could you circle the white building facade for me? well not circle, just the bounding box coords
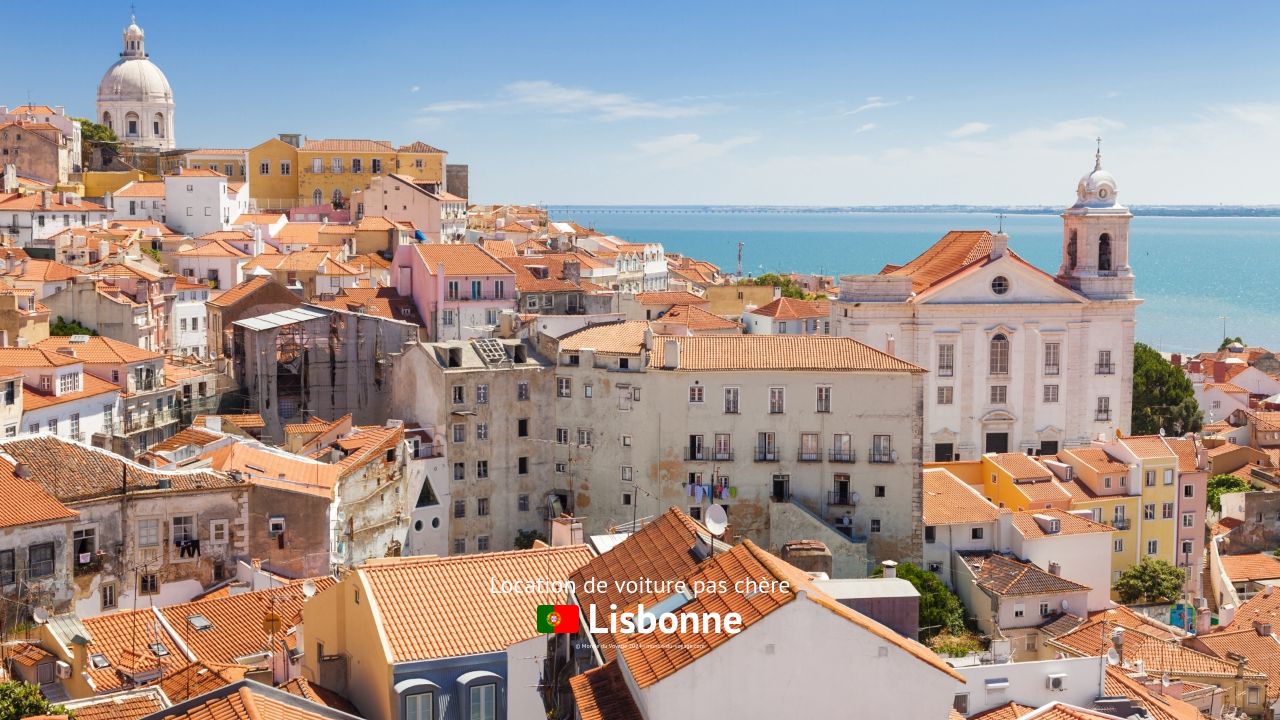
[96,15,176,150]
[832,152,1139,461]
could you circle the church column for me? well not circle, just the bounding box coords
[1020,322,1040,451]
[1065,321,1089,447]
[959,321,978,458]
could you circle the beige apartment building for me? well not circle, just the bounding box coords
[538,323,926,571]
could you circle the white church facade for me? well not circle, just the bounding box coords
[832,150,1139,461]
[96,15,175,150]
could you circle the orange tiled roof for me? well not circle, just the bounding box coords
[1163,437,1203,472]
[748,296,829,320]
[202,441,341,498]
[479,238,517,257]
[1225,587,1280,631]
[21,372,120,411]
[1117,435,1178,460]
[1058,447,1132,474]
[1220,553,1280,583]
[1054,617,1263,679]
[558,320,649,355]
[970,702,1035,720]
[169,167,225,178]
[79,607,186,692]
[7,641,53,666]
[114,180,166,198]
[569,662,643,720]
[233,212,284,226]
[649,335,924,373]
[359,545,594,662]
[301,138,394,153]
[881,230,994,292]
[3,258,84,282]
[0,194,107,211]
[658,304,739,331]
[923,467,1003,525]
[65,690,168,720]
[397,141,446,154]
[1013,479,1075,504]
[158,580,335,665]
[206,276,273,308]
[192,413,267,430]
[1195,628,1280,699]
[142,680,347,719]
[1101,667,1205,720]
[634,290,706,306]
[963,552,1091,597]
[150,427,223,454]
[989,452,1053,480]
[307,287,418,322]
[156,660,251,703]
[178,239,248,258]
[1009,508,1113,539]
[412,243,514,276]
[35,335,162,364]
[277,677,360,714]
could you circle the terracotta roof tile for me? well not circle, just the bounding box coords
[1054,616,1261,679]
[114,181,166,198]
[21,373,120,411]
[36,335,162,364]
[635,290,706,306]
[747,296,829,320]
[3,259,84,282]
[881,230,994,292]
[1118,435,1178,460]
[1058,447,1132,474]
[307,287,420,324]
[65,689,168,720]
[359,545,594,663]
[923,468,1003,526]
[192,414,266,430]
[1009,508,1113,539]
[1225,587,1280,631]
[301,138,394,153]
[149,427,224,454]
[649,335,924,373]
[178,239,248,258]
[657,304,739,331]
[569,662,643,720]
[277,677,360,715]
[1220,553,1280,583]
[970,702,1035,720]
[1101,667,1205,720]
[156,660,252,703]
[202,441,341,498]
[558,320,649,355]
[963,552,1091,596]
[1195,628,1280,699]
[206,277,274,308]
[989,452,1054,480]
[143,680,352,719]
[412,243,513,276]
[7,641,53,666]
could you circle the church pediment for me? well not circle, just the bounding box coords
[914,253,1087,305]
[980,410,1017,423]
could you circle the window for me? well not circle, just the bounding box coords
[578,429,593,446]
[476,384,488,403]
[517,418,528,437]
[871,435,892,463]
[1181,540,1194,556]
[452,385,465,404]
[1114,539,1124,552]
[938,344,955,377]
[405,692,434,720]
[259,161,270,175]
[816,385,832,413]
[970,527,984,540]
[1147,539,1158,556]
[870,518,881,533]
[172,516,195,543]
[585,384,594,398]
[1163,469,1174,486]
[1162,502,1174,519]
[724,387,739,413]
[621,466,633,482]
[29,543,53,578]
[1145,471,1155,487]
[953,695,970,716]
[442,309,455,326]
[351,158,363,173]
[454,500,466,518]
[622,491,633,506]
[1044,342,1060,375]
[453,463,465,481]
[924,526,936,544]
[556,428,569,445]
[1098,234,1113,272]
[1043,384,1059,403]
[138,518,160,547]
[1097,349,1114,374]
[937,386,953,405]
[989,334,1010,374]
[1096,396,1111,421]
[990,385,1007,404]
[101,582,117,609]
[990,275,1010,295]
[73,527,96,565]
[70,413,80,437]
[1014,605,1025,618]
[622,435,632,447]
[799,433,819,461]
[1026,634,1037,652]
[470,684,496,720]
[689,385,704,403]
[210,520,229,545]
[768,387,785,414]
[477,498,490,516]
[453,538,466,554]
[0,550,12,585]
[476,461,488,479]
[59,372,80,394]
[1143,504,1155,520]
[452,424,466,443]
[476,423,488,441]
[1183,484,1194,498]
[1104,476,1112,489]
[1182,512,1195,528]
[372,158,382,174]
[557,377,572,397]
[517,382,529,400]
[518,457,529,474]
[1039,602,1051,617]
[555,462,567,473]
[280,161,291,175]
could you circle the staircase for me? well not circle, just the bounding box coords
[768,497,869,578]
[40,682,69,704]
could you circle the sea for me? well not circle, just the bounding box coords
[545,208,1280,355]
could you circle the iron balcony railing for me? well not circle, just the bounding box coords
[1110,518,1131,530]
[1096,411,1113,421]
[686,447,707,461]
[869,450,894,464]
[712,449,734,461]
[828,491,857,506]
[1096,363,1116,375]
[829,449,856,463]
[755,447,780,462]
[798,449,822,462]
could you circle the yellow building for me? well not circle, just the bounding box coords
[245,136,300,210]
[1050,447,1141,583]
[181,148,248,182]
[394,141,447,185]
[297,138,397,209]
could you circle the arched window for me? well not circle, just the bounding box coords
[332,188,344,208]
[125,112,139,137]
[1067,230,1077,270]
[1098,233,1112,271]
[312,188,323,205]
[102,111,112,131]
[990,333,1010,375]
[153,113,164,138]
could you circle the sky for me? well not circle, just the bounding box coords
[5,1,1280,206]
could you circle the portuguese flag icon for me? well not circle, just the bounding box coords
[537,604,580,634]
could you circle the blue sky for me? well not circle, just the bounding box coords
[6,1,1279,205]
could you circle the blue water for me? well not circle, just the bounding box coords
[547,208,1280,355]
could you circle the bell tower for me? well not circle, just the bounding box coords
[1058,140,1134,300]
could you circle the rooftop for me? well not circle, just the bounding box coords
[922,467,1003,526]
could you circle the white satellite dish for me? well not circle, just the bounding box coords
[32,607,48,624]
[301,579,317,598]
[705,505,728,537]
[1106,649,1120,665]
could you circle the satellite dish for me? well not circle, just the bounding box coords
[1106,649,1120,665]
[705,505,728,537]
[301,579,317,598]
[32,607,48,624]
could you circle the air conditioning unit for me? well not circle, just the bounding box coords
[1047,673,1067,691]
[55,661,71,679]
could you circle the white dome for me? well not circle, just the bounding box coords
[97,57,173,103]
[1072,146,1121,209]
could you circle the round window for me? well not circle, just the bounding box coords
[431,517,440,529]
[991,276,1010,295]
[413,520,424,532]
[1098,188,1109,199]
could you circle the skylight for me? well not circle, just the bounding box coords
[89,653,110,669]
[149,642,169,657]
[187,614,213,631]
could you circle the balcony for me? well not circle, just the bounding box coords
[686,447,707,461]
[1045,364,1060,376]
[828,491,857,506]
[754,447,780,462]
[829,449,856,463]
[798,449,822,463]
[412,443,442,459]
[73,555,103,577]
[711,449,734,462]
[869,450,894,464]
[445,294,508,302]
[1095,411,1112,422]
[1096,363,1116,375]
[1110,518,1131,530]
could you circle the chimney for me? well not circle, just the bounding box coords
[98,240,109,260]
[662,339,680,369]
[41,191,51,209]
[881,560,898,579]
[1112,628,1125,666]
[1213,362,1226,384]
[1171,353,1182,367]
[885,333,896,356]
[12,462,29,479]
[103,191,113,211]
[1048,562,1061,576]
[1255,620,1273,636]
[4,253,14,274]
[1,164,15,193]
[989,231,1009,260]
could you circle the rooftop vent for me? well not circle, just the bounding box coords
[69,335,90,344]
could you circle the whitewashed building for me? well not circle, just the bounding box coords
[832,150,1139,461]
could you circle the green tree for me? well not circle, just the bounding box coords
[514,529,547,550]
[50,316,97,337]
[736,272,809,299]
[1131,342,1203,435]
[1219,336,1246,350]
[0,681,71,719]
[73,117,117,169]
[1207,473,1253,513]
[873,561,965,640]
[1113,558,1185,604]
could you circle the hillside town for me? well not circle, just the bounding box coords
[0,12,1275,720]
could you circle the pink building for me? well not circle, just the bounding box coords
[393,243,516,340]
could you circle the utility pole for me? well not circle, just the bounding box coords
[736,241,743,278]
